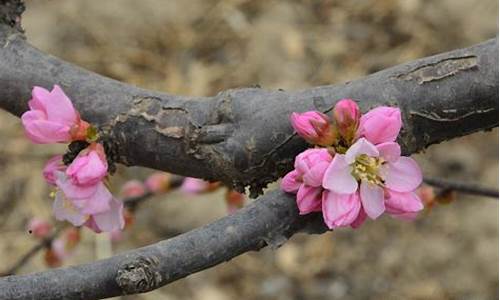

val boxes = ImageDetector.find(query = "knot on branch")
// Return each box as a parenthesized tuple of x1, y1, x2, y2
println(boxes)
(0, 0, 24, 32)
(115, 256, 162, 294)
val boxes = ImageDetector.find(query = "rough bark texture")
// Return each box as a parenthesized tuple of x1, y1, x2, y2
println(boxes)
(0, 8, 497, 195)
(0, 190, 327, 300)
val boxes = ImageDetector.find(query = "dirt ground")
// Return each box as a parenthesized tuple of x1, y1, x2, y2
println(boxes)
(0, 0, 498, 299)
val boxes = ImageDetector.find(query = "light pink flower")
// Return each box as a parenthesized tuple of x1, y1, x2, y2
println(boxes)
(120, 180, 147, 198)
(27, 217, 53, 239)
(145, 172, 171, 194)
(322, 138, 422, 225)
(281, 148, 333, 215)
(180, 177, 210, 194)
(294, 148, 333, 187)
(21, 85, 90, 144)
(82, 198, 125, 233)
(43, 155, 66, 185)
(290, 111, 336, 146)
(334, 99, 360, 141)
(66, 144, 108, 186)
(384, 189, 423, 220)
(357, 106, 402, 144)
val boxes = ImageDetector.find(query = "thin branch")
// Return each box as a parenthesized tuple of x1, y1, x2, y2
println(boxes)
(0, 175, 184, 277)
(424, 176, 498, 199)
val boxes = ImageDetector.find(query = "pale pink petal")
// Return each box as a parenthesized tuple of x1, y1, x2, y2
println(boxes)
(281, 170, 302, 193)
(53, 191, 87, 226)
(385, 189, 423, 220)
(302, 161, 330, 187)
(72, 182, 112, 215)
(322, 191, 361, 229)
(30, 86, 51, 111)
(383, 157, 422, 192)
(42, 155, 65, 185)
(43, 85, 78, 126)
(296, 185, 322, 215)
(358, 107, 402, 144)
(55, 171, 98, 199)
(360, 181, 385, 219)
(180, 177, 210, 194)
(350, 207, 367, 229)
(22, 113, 71, 144)
(376, 142, 401, 162)
(92, 198, 125, 232)
(67, 151, 108, 186)
(345, 138, 379, 164)
(322, 154, 358, 194)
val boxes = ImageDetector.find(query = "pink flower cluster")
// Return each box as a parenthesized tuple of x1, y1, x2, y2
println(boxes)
(22, 86, 124, 233)
(282, 99, 423, 229)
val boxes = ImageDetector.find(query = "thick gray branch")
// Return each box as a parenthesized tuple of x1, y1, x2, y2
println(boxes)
(0, 190, 327, 300)
(0, 20, 497, 195)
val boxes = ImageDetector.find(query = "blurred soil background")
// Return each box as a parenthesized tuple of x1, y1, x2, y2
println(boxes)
(0, 0, 498, 299)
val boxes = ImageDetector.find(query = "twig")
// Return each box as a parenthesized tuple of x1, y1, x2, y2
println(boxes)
(423, 176, 498, 199)
(0, 176, 185, 276)
(0, 227, 62, 276)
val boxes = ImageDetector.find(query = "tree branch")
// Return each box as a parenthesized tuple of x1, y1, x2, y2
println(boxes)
(423, 176, 498, 198)
(0, 16, 497, 195)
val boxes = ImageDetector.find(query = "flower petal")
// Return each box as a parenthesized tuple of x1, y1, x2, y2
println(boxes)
(322, 154, 358, 194)
(376, 142, 401, 162)
(384, 157, 422, 192)
(73, 182, 112, 215)
(296, 185, 322, 214)
(385, 189, 423, 220)
(43, 85, 78, 125)
(53, 191, 87, 226)
(322, 191, 361, 229)
(345, 138, 379, 164)
(303, 161, 330, 187)
(360, 181, 385, 219)
(92, 198, 125, 232)
(358, 106, 402, 144)
(350, 207, 367, 229)
(281, 170, 302, 193)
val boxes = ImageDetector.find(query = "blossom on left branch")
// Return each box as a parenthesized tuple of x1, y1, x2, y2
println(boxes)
(21, 85, 124, 233)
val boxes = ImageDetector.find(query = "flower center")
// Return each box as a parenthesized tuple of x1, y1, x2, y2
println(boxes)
(351, 154, 385, 186)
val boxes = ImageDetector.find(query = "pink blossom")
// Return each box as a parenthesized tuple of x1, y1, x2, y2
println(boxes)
(145, 172, 171, 194)
(281, 148, 333, 215)
(27, 217, 53, 239)
(43, 155, 66, 185)
(120, 180, 147, 198)
(384, 189, 423, 220)
(52, 171, 124, 232)
(180, 177, 210, 194)
(21, 85, 90, 144)
(357, 106, 402, 144)
(333, 99, 360, 141)
(289, 111, 336, 146)
(322, 138, 422, 226)
(66, 144, 108, 186)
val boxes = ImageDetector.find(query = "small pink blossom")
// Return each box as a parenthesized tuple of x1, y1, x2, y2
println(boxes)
(180, 177, 211, 194)
(21, 85, 90, 144)
(333, 99, 360, 141)
(145, 172, 171, 194)
(27, 217, 53, 239)
(322, 138, 422, 226)
(357, 106, 402, 144)
(66, 144, 108, 186)
(53, 171, 124, 233)
(120, 180, 147, 198)
(290, 111, 336, 146)
(43, 155, 66, 185)
(281, 148, 333, 215)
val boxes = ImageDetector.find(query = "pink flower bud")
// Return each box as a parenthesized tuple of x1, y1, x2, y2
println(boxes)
(27, 217, 53, 239)
(289, 111, 336, 146)
(120, 180, 147, 198)
(21, 85, 89, 144)
(66, 143, 108, 186)
(294, 148, 333, 187)
(145, 172, 171, 194)
(42, 155, 66, 186)
(180, 177, 211, 194)
(333, 99, 360, 141)
(358, 106, 402, 144)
